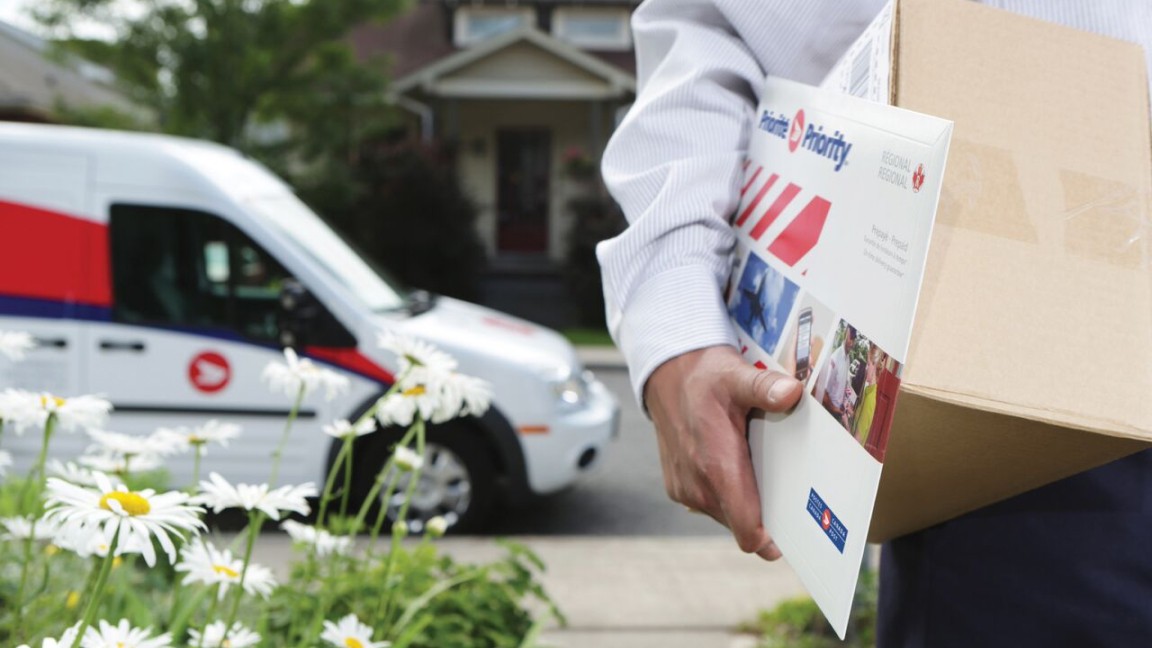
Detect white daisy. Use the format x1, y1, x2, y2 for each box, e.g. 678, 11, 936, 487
323, 418, 376, 440
378, 330, 457, 374
42, 471, 205, 567
321, 613, 391, 648
87, 428, 181, 458
79, 451, 164, 475
281, 520, 354, 557
375, 369, 447, 427
0, 449, 11, 478
262, 348, 350, 401
52, 522, 148, 560
0, 330, 35, 361
1, 516, 59, 542
0, 390, 112, 434
154, 420, 241, 453
175, 538, 277, 600
426, 516, 449, 538
432, 373, 492, 423
47, 460, 99, 486
187, 621, 261, 648
80, 618, 170, 648
16, 624, 80, 648
196, 472, 316, 520
392, 445, 424, 472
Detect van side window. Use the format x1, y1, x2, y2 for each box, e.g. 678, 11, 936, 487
109, 204, 290, 342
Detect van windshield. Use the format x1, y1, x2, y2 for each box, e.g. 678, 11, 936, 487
249, 194, 407, 313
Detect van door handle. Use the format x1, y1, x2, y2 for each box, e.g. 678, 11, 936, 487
34, 337, 68, 349
99, 340, 146, 352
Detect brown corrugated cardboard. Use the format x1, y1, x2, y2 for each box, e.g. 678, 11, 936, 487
868, 0, 1152, 541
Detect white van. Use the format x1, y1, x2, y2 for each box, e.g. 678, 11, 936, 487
0, 122, 619, 531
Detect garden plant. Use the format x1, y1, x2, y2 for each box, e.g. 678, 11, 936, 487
0, 330, 560, 647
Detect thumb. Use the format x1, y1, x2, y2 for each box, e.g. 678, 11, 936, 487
728, 363, 803, 412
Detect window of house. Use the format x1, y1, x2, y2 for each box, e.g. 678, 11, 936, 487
552, 7, 631, 50
454, 7, 535, 47
109, 204, 293, 343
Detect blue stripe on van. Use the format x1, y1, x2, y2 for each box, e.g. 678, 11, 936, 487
0, 294, 112, 321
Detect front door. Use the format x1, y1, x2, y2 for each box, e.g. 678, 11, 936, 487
496, 129, 551, 254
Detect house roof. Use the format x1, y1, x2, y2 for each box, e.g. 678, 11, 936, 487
0, 21, 141, 121
391, 25, 635, 100
350, 0, 636, 81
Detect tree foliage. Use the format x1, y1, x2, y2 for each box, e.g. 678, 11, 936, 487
35, 0, 406, 153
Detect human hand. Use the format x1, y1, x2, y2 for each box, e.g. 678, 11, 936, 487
644, 345, 803, 560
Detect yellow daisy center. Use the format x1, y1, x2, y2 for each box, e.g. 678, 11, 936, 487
66, 590, 80, 609
40, 395, 65, 409
213, 564, 240, 579
402, 385, 426, 397
189, 434, 206, 444
99, 491, 151, 516
344, 639, 364, 648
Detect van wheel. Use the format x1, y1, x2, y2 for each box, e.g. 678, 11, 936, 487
354, 424, 496, 535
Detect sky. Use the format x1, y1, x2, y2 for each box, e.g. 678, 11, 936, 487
0, 0, 38, 32
0, 0, 125, 39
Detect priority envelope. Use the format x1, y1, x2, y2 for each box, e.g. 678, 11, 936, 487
821, 0, 1152, 542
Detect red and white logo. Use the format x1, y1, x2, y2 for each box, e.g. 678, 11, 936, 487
787, 109, 805, 153
189, 351, 231, 394
821, 508, 832, 530
912, 163, 926, 193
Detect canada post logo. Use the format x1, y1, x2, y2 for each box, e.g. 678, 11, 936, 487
788, 109, 805, 152
758, 107, 853, 172
807, 488, 848, 553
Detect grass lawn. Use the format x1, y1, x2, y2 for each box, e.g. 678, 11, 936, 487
561, 327, 615, 347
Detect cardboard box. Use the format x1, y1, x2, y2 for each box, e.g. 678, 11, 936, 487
827, 0, 1152, 541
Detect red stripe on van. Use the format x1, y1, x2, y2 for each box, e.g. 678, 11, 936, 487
0, 200, 111, 307
304, 346, 395, 385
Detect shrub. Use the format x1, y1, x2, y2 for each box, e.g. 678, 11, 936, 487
301, 139, 487, 302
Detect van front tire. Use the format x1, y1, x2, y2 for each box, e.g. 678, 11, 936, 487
351, 422, 497, 535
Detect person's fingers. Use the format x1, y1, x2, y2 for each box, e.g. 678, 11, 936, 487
708, 423, 771, 554
727, 362, 803, 412
756, 541, 782, 561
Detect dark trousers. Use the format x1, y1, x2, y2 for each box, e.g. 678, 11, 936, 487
878, 449, 1152, 647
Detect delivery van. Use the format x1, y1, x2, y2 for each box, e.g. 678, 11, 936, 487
0, 122, 619, 531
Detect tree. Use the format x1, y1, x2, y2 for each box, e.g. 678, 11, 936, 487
35, 0, 406, 154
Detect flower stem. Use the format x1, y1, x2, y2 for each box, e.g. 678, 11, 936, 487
222, 511, 264, 634
353, 422, 419, 543
190, 445, 204, 493
316, 438, 352, 530
14, 413, 57, 639
196, 587, 221, 648
269, 385, 306, 487
378, 418, 426, 625
340, 438, 354, 521
71, 525, 121, 648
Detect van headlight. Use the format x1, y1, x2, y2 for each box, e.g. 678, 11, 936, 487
550, 369, 591, 410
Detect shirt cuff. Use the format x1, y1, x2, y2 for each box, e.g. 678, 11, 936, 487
616, 264, 738, 408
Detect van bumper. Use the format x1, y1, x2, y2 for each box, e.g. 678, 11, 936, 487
514, 374, 620, 497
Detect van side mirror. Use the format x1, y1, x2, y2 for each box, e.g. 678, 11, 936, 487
278, 279, 357, 349
278, 279, 314, 349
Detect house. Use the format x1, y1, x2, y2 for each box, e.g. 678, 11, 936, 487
0, 20, 141, 124
352, 0, 638, 271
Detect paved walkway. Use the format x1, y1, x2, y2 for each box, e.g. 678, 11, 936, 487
242, 534, 807, 648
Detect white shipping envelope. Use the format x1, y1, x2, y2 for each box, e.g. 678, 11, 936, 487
730, 76, 952, 637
